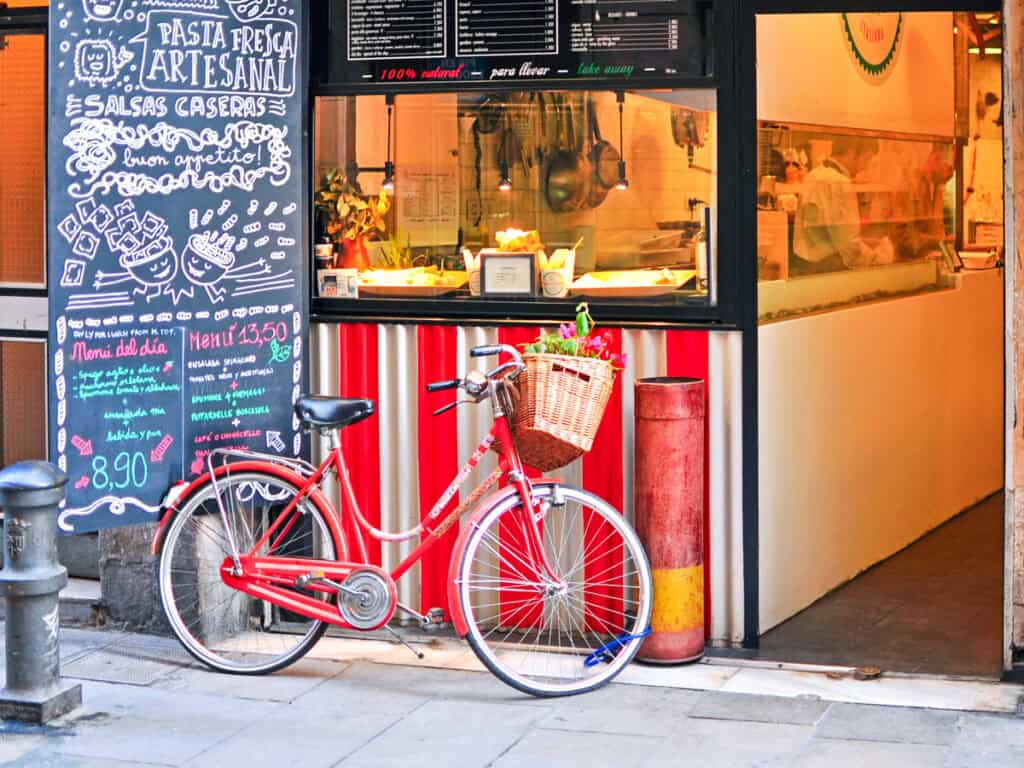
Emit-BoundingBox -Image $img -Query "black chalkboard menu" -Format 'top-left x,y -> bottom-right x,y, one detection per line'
323,0 -> 712,88
48,0 -> 307,534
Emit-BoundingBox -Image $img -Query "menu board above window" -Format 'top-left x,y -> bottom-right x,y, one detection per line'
323,0 -> 713,88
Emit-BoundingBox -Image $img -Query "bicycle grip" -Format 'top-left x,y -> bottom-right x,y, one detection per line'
470,345 -> 502,358
426,378 -> 460,393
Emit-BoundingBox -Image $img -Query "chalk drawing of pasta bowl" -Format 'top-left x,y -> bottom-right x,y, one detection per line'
182,232 -> 235,301
121,236 -> 178,288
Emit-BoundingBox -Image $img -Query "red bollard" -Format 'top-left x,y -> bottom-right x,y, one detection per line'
634,377 -> 705,663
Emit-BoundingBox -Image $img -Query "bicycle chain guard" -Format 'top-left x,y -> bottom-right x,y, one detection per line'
338,568 -> 397,630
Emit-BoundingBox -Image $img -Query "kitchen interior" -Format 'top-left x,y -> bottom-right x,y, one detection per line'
756,10 -> 1005,675
313,88 -> 717,304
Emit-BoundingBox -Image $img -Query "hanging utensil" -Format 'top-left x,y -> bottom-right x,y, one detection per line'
545,97 -> 590,213
587,95 -> 621,208
476,95 -> 504,135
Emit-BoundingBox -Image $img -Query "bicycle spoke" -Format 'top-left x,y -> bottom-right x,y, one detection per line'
461,488 -> 652,696
159,472 -> 337,675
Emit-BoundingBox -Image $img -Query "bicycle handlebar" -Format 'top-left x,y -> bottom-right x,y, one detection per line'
425,378 -> 461,393
471,344 -> 524,368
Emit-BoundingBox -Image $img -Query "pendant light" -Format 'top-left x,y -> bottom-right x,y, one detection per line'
498,127 -> 512,191
615,91 -> 629,191
382,94 -> 396,191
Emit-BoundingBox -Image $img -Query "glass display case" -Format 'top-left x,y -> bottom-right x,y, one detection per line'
756,122 -> 957,321
312,89 -> 718,315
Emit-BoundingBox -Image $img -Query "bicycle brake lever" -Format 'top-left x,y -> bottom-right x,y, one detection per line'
433,400 -> 460,417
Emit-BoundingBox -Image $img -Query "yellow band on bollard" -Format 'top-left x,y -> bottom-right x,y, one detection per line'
650,565 -> 704,633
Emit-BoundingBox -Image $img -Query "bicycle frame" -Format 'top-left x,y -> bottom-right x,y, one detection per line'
163,379 -> 564,631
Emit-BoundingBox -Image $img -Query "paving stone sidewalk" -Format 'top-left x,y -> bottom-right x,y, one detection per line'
0,627 -> 1022,768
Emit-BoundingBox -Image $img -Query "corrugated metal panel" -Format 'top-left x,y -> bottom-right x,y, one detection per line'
309,321 -> 743,644
621,329 -> 667,527
377,324 -> 421,611
709,330 -> 744,644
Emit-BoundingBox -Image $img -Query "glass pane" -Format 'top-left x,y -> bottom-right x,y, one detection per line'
754,12 -> 1001,321
0,341 -> 46,465
963,12 -> 1003,249
314,89 -> 717,308
0,33 -> 46,285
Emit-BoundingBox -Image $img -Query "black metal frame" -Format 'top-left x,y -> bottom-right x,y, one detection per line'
308,0 -> 740,331
736,0 -> 1003,652
0,5 -> 47,340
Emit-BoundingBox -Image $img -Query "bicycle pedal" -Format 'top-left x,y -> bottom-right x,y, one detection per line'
423,608 -> 446,630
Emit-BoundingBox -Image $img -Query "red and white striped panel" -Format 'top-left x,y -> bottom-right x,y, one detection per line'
310,322 -> 739,641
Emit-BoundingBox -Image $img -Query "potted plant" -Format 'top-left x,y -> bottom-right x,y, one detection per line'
314,169 -> 391,270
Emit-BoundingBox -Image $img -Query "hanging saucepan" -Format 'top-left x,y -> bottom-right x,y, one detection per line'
545,98 -> 590,213
587,95 -> 620,208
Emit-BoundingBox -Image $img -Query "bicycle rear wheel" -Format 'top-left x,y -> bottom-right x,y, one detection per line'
458,484 -> 652,697
157,470 -> 341,674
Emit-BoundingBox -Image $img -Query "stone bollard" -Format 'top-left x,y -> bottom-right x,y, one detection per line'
0,462 -> 82,723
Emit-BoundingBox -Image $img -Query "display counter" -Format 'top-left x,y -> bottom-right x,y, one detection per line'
758,268 -> 1004,630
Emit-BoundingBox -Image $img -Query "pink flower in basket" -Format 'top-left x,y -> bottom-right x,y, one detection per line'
521,304 -> 627,373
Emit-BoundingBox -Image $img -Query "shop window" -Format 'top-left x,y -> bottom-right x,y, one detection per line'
755,12 -> 1002,322
0,30 -> 45,285
313,90 -> 717,310
0,340 -> 46,465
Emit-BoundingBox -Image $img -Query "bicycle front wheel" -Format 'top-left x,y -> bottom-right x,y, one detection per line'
458,484 -> 652,697
157,470 -> 341,675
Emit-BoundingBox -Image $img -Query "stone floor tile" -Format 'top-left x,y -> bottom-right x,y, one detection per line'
50,715 -> 243,765
785,738 -> 948,767
297,661 -> 545,710
491,728 -> 660,768
690,690 -> 830,725
540,685 -> 698,736
9,749 -> 172,768
946,745 -> 1024,768
0,729 -> 48,763
944,712 -> 1024,767
152,657 -> 349,702
814,703 -> 959,745
338,699 -> 547,768
73,679 -> 280,725
185,708 -> 400,768
954,712 -> 1024,749
64,649 -> 182,686
643,718 -> 812,768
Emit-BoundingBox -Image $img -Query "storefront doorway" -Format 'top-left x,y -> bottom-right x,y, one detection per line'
750,5 -> 1006,676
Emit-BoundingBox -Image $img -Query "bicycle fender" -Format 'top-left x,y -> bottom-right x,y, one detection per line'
150,461 -> 343,558
446,478 -> 562,637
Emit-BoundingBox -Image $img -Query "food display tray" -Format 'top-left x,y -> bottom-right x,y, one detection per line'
570,270 -> 696,297
357,272 -> 468,297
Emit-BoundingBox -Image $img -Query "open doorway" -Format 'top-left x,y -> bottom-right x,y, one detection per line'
754,9 -> 1005,676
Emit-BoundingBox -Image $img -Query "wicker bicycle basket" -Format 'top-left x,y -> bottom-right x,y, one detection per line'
509,353 -> 615,471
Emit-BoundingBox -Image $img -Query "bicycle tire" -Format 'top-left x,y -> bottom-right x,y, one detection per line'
458,484 -> 652,697
157,470 -> 342,675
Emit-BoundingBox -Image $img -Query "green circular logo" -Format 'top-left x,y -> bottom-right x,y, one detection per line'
841,12 -> 904,83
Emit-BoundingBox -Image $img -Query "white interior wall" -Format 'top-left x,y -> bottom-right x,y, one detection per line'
757,12 -> 954,135
758,271 -> 1004,631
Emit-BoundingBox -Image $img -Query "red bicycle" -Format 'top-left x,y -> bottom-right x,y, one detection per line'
154,345 -> 652,697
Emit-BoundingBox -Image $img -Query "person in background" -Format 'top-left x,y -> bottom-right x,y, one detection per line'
792,136 -> 892,276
